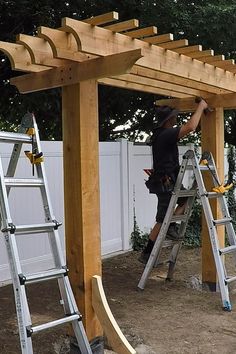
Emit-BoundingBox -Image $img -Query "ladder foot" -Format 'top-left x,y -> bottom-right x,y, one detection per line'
223,301 -> 232,312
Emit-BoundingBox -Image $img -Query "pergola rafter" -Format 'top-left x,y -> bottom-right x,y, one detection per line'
0,11 -> 235,348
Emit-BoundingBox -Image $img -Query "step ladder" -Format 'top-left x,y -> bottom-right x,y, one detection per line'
138,149 -> 236,311
0,113 -> 92,353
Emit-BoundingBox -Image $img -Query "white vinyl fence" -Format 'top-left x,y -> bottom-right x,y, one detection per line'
0,140 -> 228,283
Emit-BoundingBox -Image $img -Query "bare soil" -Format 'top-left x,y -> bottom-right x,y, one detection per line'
1,247 -> 236,353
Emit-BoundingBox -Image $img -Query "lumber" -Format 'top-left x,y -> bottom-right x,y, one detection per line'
143,33 -> 174,44
62,81 -> 102,339
104,19 -> 139,32
38,26 -> 94,61
188,49 -> 214,59
61,18 -> 236,93
201,55 -> 225,63
83,11 -> 119,25
156,92 -> 236,111
0,41 -> 51,72
92,275 -> 136,354
10,49 -> 143,93
201,108 -> 225,288
16,34 -> 71,67
99,77 -> 190,98
173,45 -> 202,54
125,26 -> 158,38
159,39 -> 188,49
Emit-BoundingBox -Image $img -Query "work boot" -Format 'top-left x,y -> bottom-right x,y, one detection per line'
166,224 -> 183,241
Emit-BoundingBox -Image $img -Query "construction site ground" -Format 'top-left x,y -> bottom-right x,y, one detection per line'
1,246 -> 236,353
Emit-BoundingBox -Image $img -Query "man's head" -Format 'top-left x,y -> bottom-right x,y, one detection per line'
155,105 -> 179,128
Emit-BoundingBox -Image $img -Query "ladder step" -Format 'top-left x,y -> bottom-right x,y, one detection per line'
20,268 -> 68,285
4,177 -> 44,187
0,131 -> 32,144
219,245 -> 236,255
176,189 -> 196,197
171,215 -> 188,222
205,192 -> 223,199
2,222 -> 61,235
28,314 -> 81,335
225,276 -> 236,285
199,165 -> 214,171
213,218 -> 232,226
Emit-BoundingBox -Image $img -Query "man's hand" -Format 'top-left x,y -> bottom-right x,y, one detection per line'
195,96 -> 213,114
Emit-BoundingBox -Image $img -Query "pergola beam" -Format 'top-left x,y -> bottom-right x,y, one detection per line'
61,18 -> 236,92
0,41 -> 50,72
83,11 -> 119,25
156,92 -> 236,111
10,49 -> 143,93
99,77 -> 189,98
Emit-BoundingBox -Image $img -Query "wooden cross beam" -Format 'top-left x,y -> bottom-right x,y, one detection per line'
60,18 -> 236,93
156,93 -> 236,111
10,49 -> 143,93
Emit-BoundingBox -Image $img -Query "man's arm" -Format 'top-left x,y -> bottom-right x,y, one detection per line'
178,99 -> 208,139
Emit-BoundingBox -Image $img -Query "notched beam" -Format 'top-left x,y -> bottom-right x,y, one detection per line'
16,34 -> 71,67
38,26 -> 94,62
0,41 -> 50,72
10,48 -> 143,93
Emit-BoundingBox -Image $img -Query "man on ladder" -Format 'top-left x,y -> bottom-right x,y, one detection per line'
139,98 -> 209,264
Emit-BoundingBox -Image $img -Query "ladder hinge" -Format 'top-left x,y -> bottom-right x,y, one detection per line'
52,220 -> 62,230
66,312 -> 82,321
2,223 -> 16,234
62,265 -> 69,276
26,325 -> 33,337
19,273 -> 26,285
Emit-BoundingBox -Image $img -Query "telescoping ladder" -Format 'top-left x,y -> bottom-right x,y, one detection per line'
138,149 -> 236,311
0,113 -> 92,353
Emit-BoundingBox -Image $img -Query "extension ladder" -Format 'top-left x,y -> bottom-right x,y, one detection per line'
138,149 -> 236,311
0,113 -> 92,353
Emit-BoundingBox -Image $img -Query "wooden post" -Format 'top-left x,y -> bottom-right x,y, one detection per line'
62,80 -> 102,340
201,107 -> 225,290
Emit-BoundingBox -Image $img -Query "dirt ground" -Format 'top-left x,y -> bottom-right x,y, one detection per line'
1,246 -> 236,354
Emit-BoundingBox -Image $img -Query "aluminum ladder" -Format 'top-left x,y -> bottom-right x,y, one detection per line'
0,113 -> 92,353
138,149 -> 236,311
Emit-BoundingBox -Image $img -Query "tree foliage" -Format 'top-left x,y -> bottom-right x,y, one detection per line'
0,0 -> 235,142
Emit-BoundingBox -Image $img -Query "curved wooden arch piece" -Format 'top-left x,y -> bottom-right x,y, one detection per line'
16,34 -> 70,67
92,275 -> 136,354
38,26 -> 94,62
0,41 -> 50,72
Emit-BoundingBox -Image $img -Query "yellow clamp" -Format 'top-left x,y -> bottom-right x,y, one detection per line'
212,183 -> 233,194
26,128 -> 35,136
25,151 -> 44,164
200,159 -> 208,165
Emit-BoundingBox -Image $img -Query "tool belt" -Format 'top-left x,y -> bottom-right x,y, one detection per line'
145,172 -> 176,194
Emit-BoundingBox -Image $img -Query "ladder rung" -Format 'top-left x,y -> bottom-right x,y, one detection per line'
2,222 -> 61,235
199,165 -> 214,171
205,192 -> 222,199
176,190 -> 196,197
225,276 -> 236,285
20,268 -> 67,285
4,177 -> 44,187
29,314 -> 81,335
0,131 -> 32,144
219,245 -> 236,255
171,215 -> 188,222
213,218 -> 232,226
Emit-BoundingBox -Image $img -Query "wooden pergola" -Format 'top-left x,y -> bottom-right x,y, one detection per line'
1,11 -> 236,345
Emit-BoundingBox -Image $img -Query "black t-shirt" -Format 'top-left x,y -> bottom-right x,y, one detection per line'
152,127 -> 181,178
